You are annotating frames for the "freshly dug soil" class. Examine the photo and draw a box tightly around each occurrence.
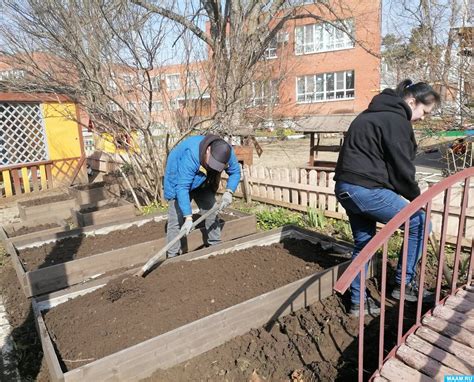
[19,220,167,271]
[19,194,73,207]
[7,223,60,238]
[0,259,50,382]
[43,239,349,371]
[18,213,239,272]
[80,202,121,214]
[144,279,425,382]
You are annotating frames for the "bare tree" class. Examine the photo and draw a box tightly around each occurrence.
[131,0,380,135]
[0,0,380,204]
[0,0,206,204]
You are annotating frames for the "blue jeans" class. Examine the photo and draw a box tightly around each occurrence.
[335,181,427,304]
[167,188,221,258]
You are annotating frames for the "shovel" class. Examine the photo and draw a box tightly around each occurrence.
[135,204,221,277]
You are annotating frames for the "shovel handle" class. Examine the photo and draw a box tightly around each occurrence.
[136,204,221,277]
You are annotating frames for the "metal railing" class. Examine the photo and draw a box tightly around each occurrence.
[333,167,474,381]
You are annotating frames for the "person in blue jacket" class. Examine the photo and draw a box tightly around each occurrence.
[163,134,241,258]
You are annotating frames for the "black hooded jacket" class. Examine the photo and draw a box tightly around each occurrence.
[334,89,420,201]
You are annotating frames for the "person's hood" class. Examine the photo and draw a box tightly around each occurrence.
[366,88,412,120]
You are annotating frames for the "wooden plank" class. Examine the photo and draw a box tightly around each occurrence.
[39,165,48,190]
[272,168,282,201]
[422,316,474,348]
[299,169,308,208]
[250,165,259,197]
[247,176,334,195]
[13,212,167,248]
[45,163,54,189]
[290,168,299,205]
[416,326,474,366]
[281,168,290,203]
[432,304,474,332]
[327,172,336,213]
[11,169,21,195]
[406,334,474,375]
[21,167,31,193]
[257,166,266,198]
[318,171,327,210]
[396,344,459,380]
[380,358,434,382]
[373,377,388,382]
[456,288,474,302]
[19,198,77,222]
[16,214,257,297]
[7,242,32,297]
[48,259,351,382]
[2,170,13,197]
[30,166,40,192]
[444,295,474,315]
[32,301,65,381]
[308,170,317,208]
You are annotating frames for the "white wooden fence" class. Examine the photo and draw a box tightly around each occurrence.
[222,165,474,246]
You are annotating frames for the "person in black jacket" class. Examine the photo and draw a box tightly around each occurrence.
[334,79,440,316]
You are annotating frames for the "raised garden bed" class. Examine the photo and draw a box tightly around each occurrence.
[71,198,136,227]
[7,209,256,297]
[32,226,359,382]
[68,182,120,205]
[0,217,68,244]
[18,194,77,221]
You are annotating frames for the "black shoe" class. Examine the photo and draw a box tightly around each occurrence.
[349,297,381,317]
[391,282,435,303]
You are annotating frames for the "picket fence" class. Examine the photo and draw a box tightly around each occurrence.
[222,165,474,246]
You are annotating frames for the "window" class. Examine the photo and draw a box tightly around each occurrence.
[151,76,161,91]
[295,19,354,55]
[108,73,118,92]
[152,101,163,112]
[165,74,180,91]
[296,70,355,103]
[0,70,25,81]
[263,38,278,59]
[249,80,279,106]
[170,99,180,109]
[122,74,134,89]
[107,102,120,112]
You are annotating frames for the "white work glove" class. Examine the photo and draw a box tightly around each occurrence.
[180,217,193,236]
[220,190,233,210]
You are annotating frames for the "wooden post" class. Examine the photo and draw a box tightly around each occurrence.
[309,132,315,166]
[241,164,251,203]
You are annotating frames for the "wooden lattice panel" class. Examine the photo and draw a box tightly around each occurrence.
[0,103,49,166]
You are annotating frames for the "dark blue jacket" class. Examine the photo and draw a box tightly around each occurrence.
[164,136,241,216]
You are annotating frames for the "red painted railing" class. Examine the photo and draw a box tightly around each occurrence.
[333,167,474,381]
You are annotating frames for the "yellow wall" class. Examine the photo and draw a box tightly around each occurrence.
[41,102,87,185]
[42,103,82,160]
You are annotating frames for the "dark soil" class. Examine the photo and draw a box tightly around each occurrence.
[80,202,121,214]
[7,223,60,238]
[74,182,105,191]
[19,220,167,271]
[18,213,239,272]
[144,294,361,382]
[142,278,426,382]
[0,260,50,381]
[20,194,73,207]
[43,239,349,371]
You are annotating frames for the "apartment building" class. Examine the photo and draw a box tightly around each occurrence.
[0,0,381,140]
[143,0,381,133]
